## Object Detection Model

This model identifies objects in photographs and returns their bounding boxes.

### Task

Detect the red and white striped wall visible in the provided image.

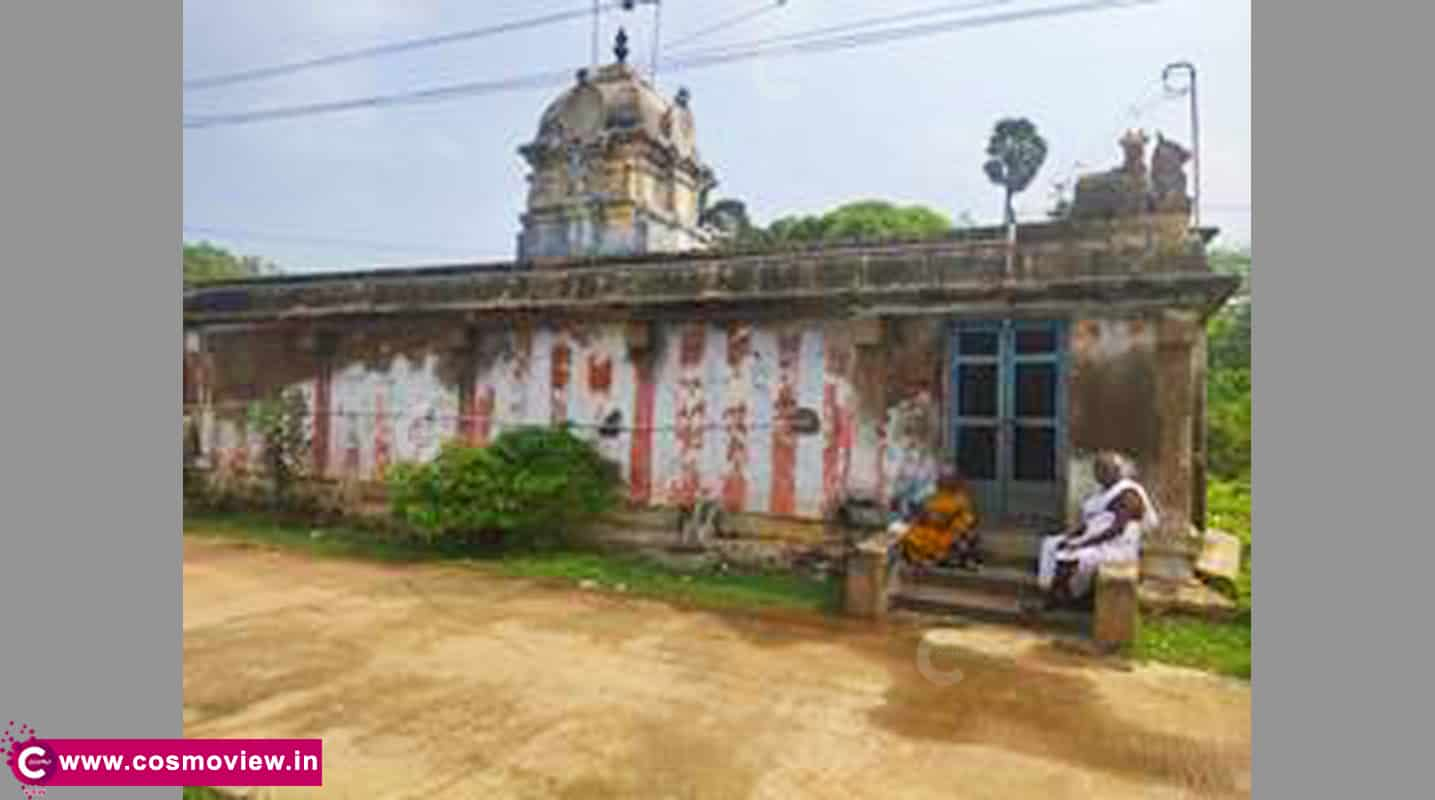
[203,319,939,521]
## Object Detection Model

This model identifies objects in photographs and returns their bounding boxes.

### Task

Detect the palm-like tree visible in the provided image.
[983,118,1049,226]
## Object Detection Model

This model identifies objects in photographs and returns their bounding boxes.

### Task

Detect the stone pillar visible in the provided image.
[844,539,892,619]
[1142,310,1202,583]
[1191,327,1209,530]
[1094,561,1140,649]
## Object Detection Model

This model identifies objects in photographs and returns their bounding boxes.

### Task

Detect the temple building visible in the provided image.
[183,35,1239,614]
[517,36,716,261]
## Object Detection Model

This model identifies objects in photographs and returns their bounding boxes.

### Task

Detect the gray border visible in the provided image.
[1257,2,1428,797]
[0,2,180,798]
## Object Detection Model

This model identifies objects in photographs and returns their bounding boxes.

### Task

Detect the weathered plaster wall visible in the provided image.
[198,326,321,476]
[196,315,953,522]
[1065,316,1159,521]
[1063,312,1204,549]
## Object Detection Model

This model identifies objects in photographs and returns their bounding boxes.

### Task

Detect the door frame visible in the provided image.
[945,317,1071,526]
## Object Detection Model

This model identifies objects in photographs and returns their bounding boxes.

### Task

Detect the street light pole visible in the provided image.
[592,0,600,68]
[1163,61,1200,228]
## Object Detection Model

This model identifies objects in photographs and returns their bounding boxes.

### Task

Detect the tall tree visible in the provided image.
[983,118,1048,225]
[183,241,278,285]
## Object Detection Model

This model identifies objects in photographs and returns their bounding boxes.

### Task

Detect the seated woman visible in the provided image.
[1036,451,1159,608]
[894,467,982,570]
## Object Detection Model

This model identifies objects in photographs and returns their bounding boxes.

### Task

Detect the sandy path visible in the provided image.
[183,537,1250,799]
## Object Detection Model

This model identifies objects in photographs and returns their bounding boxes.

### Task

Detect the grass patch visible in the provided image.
[499,551,838,613]
[184,511,838,615]
[185,510,450,563]
[183,789,239,800]
[1130,479,1252,680]
[1132,614,1251,679]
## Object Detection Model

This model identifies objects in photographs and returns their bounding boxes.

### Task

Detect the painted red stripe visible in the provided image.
[475,385,495,446]
[770,329,802,516]
[822,333,855,514]
[457,377,476,445]
[373,392,390,481]
[823,381,840,514]
[721,323,750,512]
[588,350,613,396]
[551,340,571,426]
[629,355,656,505]
[876,417,889,506]
[672,324,707,507]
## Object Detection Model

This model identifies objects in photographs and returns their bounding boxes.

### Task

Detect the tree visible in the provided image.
[1205,247,1252,481]
[983,118,1048,225]
[762,200,952,245]
[183,241,278,285]
[699,198,754,239]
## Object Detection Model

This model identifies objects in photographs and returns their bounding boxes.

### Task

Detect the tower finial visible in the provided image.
[614,27,629,64]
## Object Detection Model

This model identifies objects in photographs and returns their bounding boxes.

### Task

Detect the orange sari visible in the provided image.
[899,487,979,564]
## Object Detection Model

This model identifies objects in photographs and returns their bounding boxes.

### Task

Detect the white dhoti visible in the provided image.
[1038,525,1142,597]
[1036,478,1159,598]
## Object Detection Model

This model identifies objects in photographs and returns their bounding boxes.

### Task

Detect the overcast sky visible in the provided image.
[183,0,1250,273]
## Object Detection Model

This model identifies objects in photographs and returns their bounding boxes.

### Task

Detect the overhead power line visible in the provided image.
[184,0,1161,130]
[184,2,622,91]
[668,0,1157,71]
[663,1,793,53]
[184,69,574,128]
[670,0,1013,57]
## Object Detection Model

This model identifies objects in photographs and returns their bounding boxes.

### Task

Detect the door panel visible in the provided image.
[952,320,1066,526]
[952,323,1004,516]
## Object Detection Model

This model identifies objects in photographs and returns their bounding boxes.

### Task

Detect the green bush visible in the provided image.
[388,425,623,546]
[1205,248,1251,482]
[248,389,312,509]
[1207,367,1251,482]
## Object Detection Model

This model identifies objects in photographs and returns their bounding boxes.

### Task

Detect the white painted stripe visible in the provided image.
[608,325,637,483]
[648,323,681,506]
[794,326,827,517]
[527,326,553,426]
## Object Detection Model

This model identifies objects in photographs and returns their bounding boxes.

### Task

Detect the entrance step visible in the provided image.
[976,528,1046,569]
[905,564,1038,597]
[890,568,1089,633]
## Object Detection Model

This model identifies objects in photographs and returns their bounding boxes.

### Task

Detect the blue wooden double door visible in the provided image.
[950,320,1068,527]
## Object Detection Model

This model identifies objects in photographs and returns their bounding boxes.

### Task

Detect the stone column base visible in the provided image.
[844,540,892,620]
[1141,531,1199,584]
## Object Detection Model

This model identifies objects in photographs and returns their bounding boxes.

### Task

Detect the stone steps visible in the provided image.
[889,547,1090,634]
[973,528,1050,572]
[889,582,1089,633]
[904,564,1038,597]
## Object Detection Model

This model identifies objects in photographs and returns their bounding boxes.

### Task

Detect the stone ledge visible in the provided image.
[184,238,1238,325]
[1138,577,1240,621]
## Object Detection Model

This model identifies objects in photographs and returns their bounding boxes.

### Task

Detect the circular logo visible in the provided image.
[915,630,966,687]
[10,740,58,785]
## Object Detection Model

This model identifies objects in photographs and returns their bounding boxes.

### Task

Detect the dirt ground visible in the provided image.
[183,538,1251,799]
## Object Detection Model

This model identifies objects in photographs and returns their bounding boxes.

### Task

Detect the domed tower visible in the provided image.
[516,30,718,263]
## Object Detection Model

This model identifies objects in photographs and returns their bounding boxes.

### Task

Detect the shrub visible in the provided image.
[248,389,312,510]
[388,425,623,546]
[1207,367,1251,482]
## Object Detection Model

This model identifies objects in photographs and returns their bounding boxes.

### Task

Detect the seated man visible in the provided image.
[893,467,982,571]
